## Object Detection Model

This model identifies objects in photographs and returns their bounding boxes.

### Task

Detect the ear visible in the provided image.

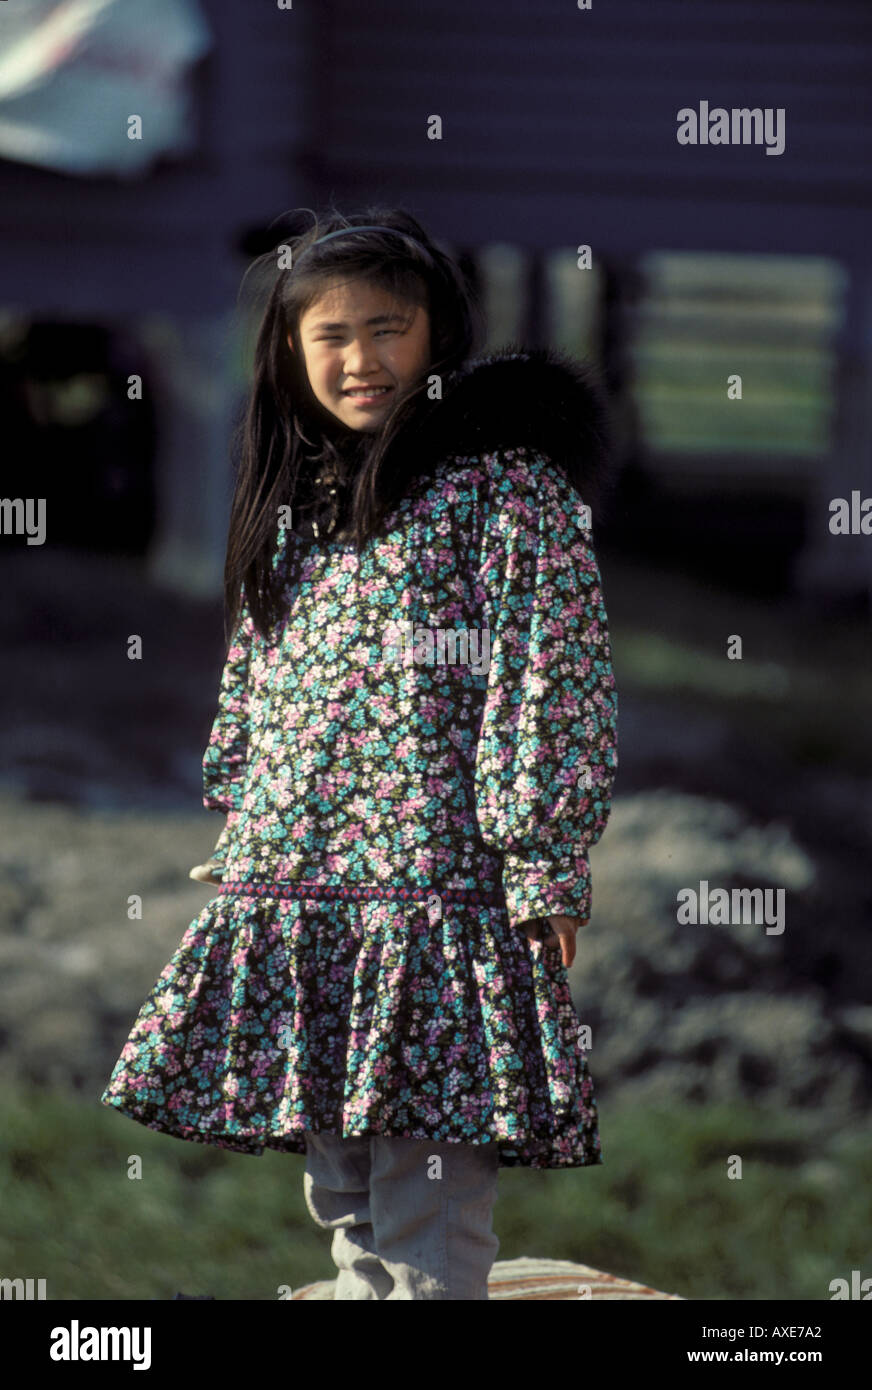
[286,332,295,353]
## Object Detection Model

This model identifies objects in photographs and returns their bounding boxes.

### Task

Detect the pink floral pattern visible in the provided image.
[101,447,618,1167]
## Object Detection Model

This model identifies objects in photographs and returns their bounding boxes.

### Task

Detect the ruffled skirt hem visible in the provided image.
[99,890,603,1171]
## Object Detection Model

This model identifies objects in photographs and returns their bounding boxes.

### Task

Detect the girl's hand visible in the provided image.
[519,914,588,968]
[189,858,225,886]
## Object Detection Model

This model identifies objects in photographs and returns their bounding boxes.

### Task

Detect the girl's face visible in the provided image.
[292,278,431,432]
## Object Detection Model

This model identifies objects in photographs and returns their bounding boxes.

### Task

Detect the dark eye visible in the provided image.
[318,327,400,343]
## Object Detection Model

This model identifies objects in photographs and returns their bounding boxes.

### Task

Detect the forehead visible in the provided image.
[299,277,419,328]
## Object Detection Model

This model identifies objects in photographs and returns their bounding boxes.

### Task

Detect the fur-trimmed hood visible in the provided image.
[419,342,615,520]
[293,343,616,540]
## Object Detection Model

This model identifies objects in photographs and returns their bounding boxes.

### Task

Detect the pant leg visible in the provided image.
[369,1136,501,1301]
[302,1131,395,1300]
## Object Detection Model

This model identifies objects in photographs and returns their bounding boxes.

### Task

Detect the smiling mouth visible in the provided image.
[343,386,393,398]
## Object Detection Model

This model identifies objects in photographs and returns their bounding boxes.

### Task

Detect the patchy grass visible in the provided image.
[1,1080,868,1301]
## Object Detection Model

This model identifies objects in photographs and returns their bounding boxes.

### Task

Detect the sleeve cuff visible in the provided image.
[500,849,592,931]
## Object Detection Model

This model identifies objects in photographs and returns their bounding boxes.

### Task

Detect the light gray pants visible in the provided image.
[303,1130,501,1300]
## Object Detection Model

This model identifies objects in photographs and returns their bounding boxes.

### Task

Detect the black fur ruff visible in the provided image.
[294,343,616,540]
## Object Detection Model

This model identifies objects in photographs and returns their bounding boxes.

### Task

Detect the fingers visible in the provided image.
[520,917,582,968]
[539,918,578,969]
[555,934,575,968]
[543,935,574,968]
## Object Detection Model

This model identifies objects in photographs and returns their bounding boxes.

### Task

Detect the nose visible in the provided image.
[342,338,381,375]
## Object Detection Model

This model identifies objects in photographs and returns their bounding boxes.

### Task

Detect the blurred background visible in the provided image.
[1,0,870,1301]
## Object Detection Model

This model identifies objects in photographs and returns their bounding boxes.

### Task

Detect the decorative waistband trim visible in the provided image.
[216,879,506,909]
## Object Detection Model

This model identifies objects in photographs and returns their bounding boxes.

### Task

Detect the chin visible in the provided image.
[340,413,382,432]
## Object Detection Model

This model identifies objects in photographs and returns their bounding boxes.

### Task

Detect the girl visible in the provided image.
[100,206,619,1301]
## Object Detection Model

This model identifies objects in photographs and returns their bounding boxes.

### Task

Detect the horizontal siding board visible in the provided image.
[317,77,870,122]
[315,156,871,209]
[316,116,871,160]
[325,36,869,83]
[331,0,872,43]
[317,3,872,205]
[0,0,868,308]
[313,176,871,258]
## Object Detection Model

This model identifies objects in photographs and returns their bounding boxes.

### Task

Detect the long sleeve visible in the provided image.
[199,593,257,868]
[472,447,618,932]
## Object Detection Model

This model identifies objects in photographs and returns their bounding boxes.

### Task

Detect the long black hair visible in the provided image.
[224,204,485,646]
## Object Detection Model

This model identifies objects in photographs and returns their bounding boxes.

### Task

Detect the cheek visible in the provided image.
[309,357,336,392]
[395,343,425,376]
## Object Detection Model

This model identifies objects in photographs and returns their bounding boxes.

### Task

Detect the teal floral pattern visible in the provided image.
[100,446,618,1168]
